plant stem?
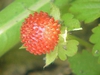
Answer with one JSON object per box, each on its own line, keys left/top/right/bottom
{"left": 68, "top": 34, "right": 93, "bottom": 51}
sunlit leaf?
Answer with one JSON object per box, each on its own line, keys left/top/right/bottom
{"left": 70, "top": 0, "right": 100, "bottom": 23}
{"left": 44, "top": 46, "right": 58, "bottom": 67}
{"left": 50, "top": 3, "right": 60, "bottom": 20}
{"left": 58, "top": 46, "right": 67, "bottom": 61}
{"left": 62, "top": 13, "right": 81, "bottom": 31}
{"left": 66, "top": 40, "right": 79, "bottom": 57}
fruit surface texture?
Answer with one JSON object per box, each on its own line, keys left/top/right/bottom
{"left": 20, "top": 11, "right": 61, "bottom": 55}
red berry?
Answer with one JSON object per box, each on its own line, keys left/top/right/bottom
{"left": 20, "top": 11, "right": 61, "bottom": 55}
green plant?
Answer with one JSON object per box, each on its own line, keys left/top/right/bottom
{"left": 0, "top": 0, "right": 100, "bottom": 75}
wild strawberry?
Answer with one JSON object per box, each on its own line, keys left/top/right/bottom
{"left": 20, "top": 11, "right": 61, "bottom": 55}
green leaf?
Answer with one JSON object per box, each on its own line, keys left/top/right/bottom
{"left": 54, "top": 0, "right": 73, "bottom": 15}
{"left": 54, "top": 0, "right": 69, "bottom": 8}
{"left": 68, "top": 50, "right": 100, "bottom": 75}
{"left": 50, "top": 3, "right": 60, "bottom": 20}
{"left": 61, "top": 13, "right": 81, "bottom": 31}
{"left": 98, "top": 56, "right": 100, "bottom": 63}
{"left": 58, "top": 27, "right": 79, "bottom": 59}
{"left": 66, "top": 40, "right": 79, "bottom": 57}
{"left": 58, "top": 46, "right": 67, "bottom": 61}
{"left": 70, "top": 0, "right": 100, "bottom": 23}
{"left": 0, "top": 0, "right": 50, "bottom": 57}
{"left": 90, "top": 25, "right": 100, "bottom": 57}
{"left": 44, "top": 46, "right": 58, "bottom": 67}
